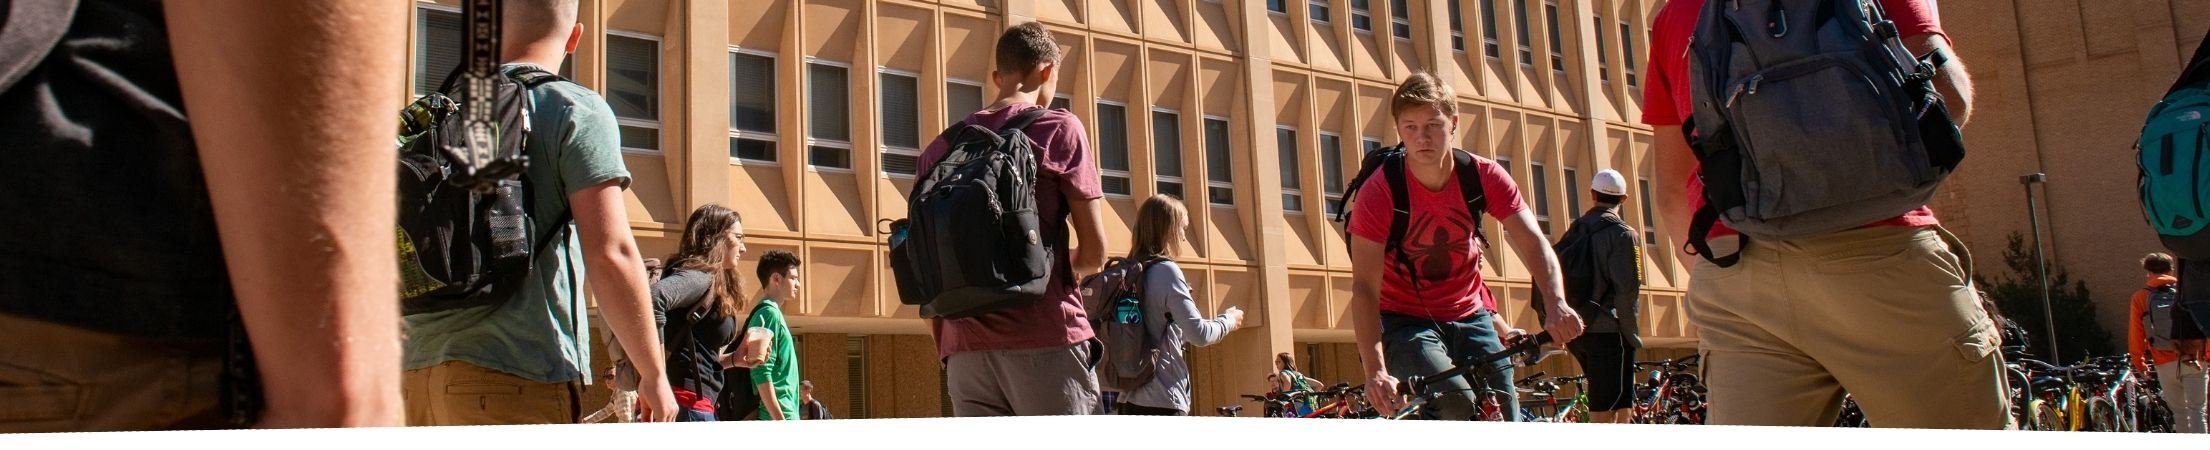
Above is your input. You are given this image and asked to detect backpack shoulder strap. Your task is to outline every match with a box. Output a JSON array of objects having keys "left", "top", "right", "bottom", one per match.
[
  {"left": 511, "top": 67, "right": 568, "bottom": 89},
  {"left": 1451, "top": 149, "right": 1490, "bottom": 249},
  {"left": 1379, "top": 154, "right": 1426, "bottom": 291},
  {"left": 1685, "top": 205, "right": 1746, "bottom": 268},
  {"left": 2171, "top": 27, "right": 2210, "bottom": 94}
]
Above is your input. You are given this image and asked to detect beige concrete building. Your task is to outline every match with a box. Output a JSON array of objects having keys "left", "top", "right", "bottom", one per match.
[
  {"left": 1927, "top": 1, "right": 2206, "bottom": 352},
  {"left": 406, "top": 0, "right": 1695, "bottom": 418}
]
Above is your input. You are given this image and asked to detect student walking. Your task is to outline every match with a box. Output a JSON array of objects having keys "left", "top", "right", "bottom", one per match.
[
  {"left": 1112, "top": 195, "right": 1246, "bottom": 416},
  {"left": 1350, "top": 72, "right": 1586, "bottom": 421},
  {"left": 1643, "top": 0, "right": 2006, "bottom": 429},
  {"left": 742, "top": 251, "right": 804, "bottom": 420},
  {"left": 914, "top": 21, "right": 1111, "bottom": 417},
  {"left": 2131, "top": 253, "right": 2208, "bottom": 433},
  {"left": 401, "top": 0, "right": 676, "bottom": 425},
  {"left": 800, "top": 381, "right": 834, "bottom": 420},
  {"left": 1551, "top": 169, "right": 1643, "bottom": 424},
  {"left": 651, "top": 205, "right": 751, "bottom": 422}
]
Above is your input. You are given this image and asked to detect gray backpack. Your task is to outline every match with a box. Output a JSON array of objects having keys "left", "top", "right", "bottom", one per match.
[
  {"left": 2144, "top": 284, "right": 2183, "bottom": 351},
  {"left": 1682, "top": 0, "right": 1965, "bottom": 266}
]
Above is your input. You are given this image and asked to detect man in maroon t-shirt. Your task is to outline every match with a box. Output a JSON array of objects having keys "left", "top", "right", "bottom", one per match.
[
  {"left": 1352, "top": 72, "right": 1585, "bottom": 420},
  {"left": 1642, "top": 0, "right": 2007, "bottom": 428},
  {"left": 915, "top": 21, "right": 1110, "bottom": 417}
]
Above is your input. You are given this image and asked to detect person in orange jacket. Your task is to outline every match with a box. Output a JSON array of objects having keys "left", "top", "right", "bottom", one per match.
[{"left": 2131, "top": 253, "right": 2206, "bottom": 433}]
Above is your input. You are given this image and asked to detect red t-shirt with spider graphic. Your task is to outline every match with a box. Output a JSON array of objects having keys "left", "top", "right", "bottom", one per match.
[{"left": 1347, "top": 153, "right": 1528, "bottom": 322}]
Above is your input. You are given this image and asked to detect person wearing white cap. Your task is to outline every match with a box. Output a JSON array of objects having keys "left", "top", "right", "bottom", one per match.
[{"left": 1549, "top": 168, "right": 1643, "bottom": 423}]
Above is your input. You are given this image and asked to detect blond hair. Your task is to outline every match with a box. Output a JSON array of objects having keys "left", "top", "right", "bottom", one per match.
[
  {"left": 1128, "top": 195, "right": 1190, "bottom": 259},
  {"left": 1390, "top": 71, "right": 1458, "bottom": 119}
]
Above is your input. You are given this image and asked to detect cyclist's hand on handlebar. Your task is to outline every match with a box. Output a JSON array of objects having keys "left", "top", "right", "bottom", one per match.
[
  {"left": 1365, "top": 372, "right": 1405, "bottom": 418},
  {"left": 1543, "top": 305, "right": 1585, "bottom": 344},
  {"left": 1501, "top": 327, "right": 1525, "bottom": 341}
]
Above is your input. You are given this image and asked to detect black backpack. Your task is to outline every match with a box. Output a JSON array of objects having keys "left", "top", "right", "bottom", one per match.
[
  {"left": 1080, "top": 256, "right": 1165, "bottom": 393},
  {"left": 717, "top": 300, "right": 775, "bottom": 420},
  {"left": 1548, "top": 210, "right": 1627, "bottom": 331},
  {"left": 887, "top": 108, "right": 1057, "bottom": 319},
  {"left": 394, "top": 0, "right": 574, "bottom": 315},
  {"left": 1331, "top": 144, "right": 1491, "bottom": 289}
]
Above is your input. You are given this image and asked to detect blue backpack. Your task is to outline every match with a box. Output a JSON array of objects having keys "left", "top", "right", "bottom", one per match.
[{"left": 2138, "top": 45, "right": 2210, "bottom": 259}]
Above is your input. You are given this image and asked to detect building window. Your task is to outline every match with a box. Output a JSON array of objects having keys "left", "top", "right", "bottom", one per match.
[
  {"left": 1268, "top": 0, "right": 1288, "bottom": 14},
  {"left": 1321, "top": 132, "right": 1345, "bottom": 216},
  {"left": 1154, "top": 110, "right": 1185, "bottom": 199},
  {"left": 1278, "top": 126, "right": 1303, "bottom": 213},
  {"left": 1050, "top": 95, "right": 1072, "bottom": 111},
  {"left": 1205, "top": 116, "right": 1235, "bottom": 206},
  {"left": 880, "top": 70, "right": 922, "bottom": 177},
  {"left": 413, "top": 5, "right": 463, "bottom": 97},
  {"left": 1595, "top": 16, "right": 1609, "bottom": 82},
  {"left": 1531, "top": 161, "right": 1550, "bottom": 234},
  {"left": 1480, "top": 0, "right": 1501, "bottom": 59},
  {"left": 607, "top": 32, "right": 661, "bottom": 154},
  {"left": 1564, "top": 167, "right": 1580, "bottom": 214},
  {"left": 1514, "top": 0, "right": 1533, "bottom": 66},
  {"left": 846, "top": 336, "right": 869, "bottom": 420},
  {"left": 807, "top": 60, "right": 852, "bottom": 170},
  {"left": 1639, "top": 177, "right": 1657, "bottom": 247},
  {"left": 1097, "top": 101, "right": 1132, "bottom": 196},
  {"left": 1622, "top": 21, "right": 1639, "bottom": 87},
  {"left": 1390, "top": 0, "right": 1412, "bottom": 40},
  {"left": 730, "top": 49, "right": 777, "bottom": 163},
  {"left": 1310, "top": 0, "right": 1330, "bottom": 23},
  {"left": 1351, "top": 0, "right": 1373, "bottom": 32},
  {"left": 1545, "top": 1, "right": 1565, "bottom": 73},
  {"left": 1448, "top": 0, "right": 1466, "bottom": 52},
  {"left": 947, "top": 79, "right": 986, "bottom": 124}
]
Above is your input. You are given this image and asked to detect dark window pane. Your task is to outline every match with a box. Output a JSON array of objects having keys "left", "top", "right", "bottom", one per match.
[
  {"left": 1097, "top": 103, "right": 1130, "bottom": 171},
  {"left": 1157, "top": 181, "right": 1184, "bottom": 200},
  {"left": 1153, "top": 111, "right": 1182, "bottom": 178},
  {"left": 730, "top": 137, "right": 775, "bottom": 162},
  {"left": 415, "top": 8, "right": 464, "bottom": 96},
  {"left": 1564, "top": 168, "right": 1580, "bottom": 214},
  {"left": 947, "top": 82, "right": 985, "bottom": 123},
  {"left": 1310, "top": 2, "right": 1328, "bottom": 22},
  {"left": 808, "top": 63, "right": 850, "bottom": 142},
  {"left": 606, "top": 35, "right": 659, "bottom": 121},
  {"left": 1321, "top": 134, "right": 1344, "bottom": 195},
  {"left": 1283, "top": 193, "right": 1303, "bottom": 212},
  {"left": 880, "top": 72, "right": 921, "bottom": 149},
  {"left": 1209, "top": 186, "right": 1235, "bottom": 206},
  {"left": 1531, "top": 163, "right": 1549, "bottom": 217},
  {"left": 1050, "top": 96, "right": 1071, "bottom": 110},
  {"left": 1448, "top": 0, "right": 1465, "bottom": 31},
  {"left": 1353, "top": 14, "right": 1373, "bottom": 31},
  {"left": 808, "top": 145, "right": 850, "bottom": 169},
  {"left": 1546, "top": 2, "right": 1564, "bottom": 71},
  {"left": 883, "top": 152, "right": 920, "bottom": 175},
  {"left": 1277, "top": 128, "right": 1300, "bottom": 190},
  {"left": 1103, "top": 175, "right": 1131, "bottom": 196},
  {"left": 1268, "top": 0, "right": 1287, "bottom": 13},
  {"left": 1481, "top": 0, "right": 1499, "bottom": 40},
  {"left": 1205, "top": 118, "right": 1233, "bottom": 183},
  {"left": 731, "top": 52, "right": 776, "bottom": 133},
  {"left": 620, "top": 124, "right": 659, "bottom": 150}
]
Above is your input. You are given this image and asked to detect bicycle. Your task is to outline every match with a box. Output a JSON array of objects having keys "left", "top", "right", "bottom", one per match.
[
  {"left": 1629, "top": 354, "right": 1706, "bottom": 425},
  {"left": 1515, "top": 371, "right": 1589, "bottom": 423},
  {"left": 1388, "top": 333, "right": 1557, "bottom": 421},
  {"left": 1833, "top": 394, "right": 1868, "bottom": 427}
]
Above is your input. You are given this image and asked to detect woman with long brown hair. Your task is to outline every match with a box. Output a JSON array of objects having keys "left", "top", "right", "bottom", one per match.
[
  {"left": 652, "top": 204, "right": 749, "bottom": 421},
  {"left": 1115, "top": 195, "right": 1245, "bottom": 416}
]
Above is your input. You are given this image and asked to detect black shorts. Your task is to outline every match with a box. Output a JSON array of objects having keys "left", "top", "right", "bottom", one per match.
[{"left": 1567, "top": 333, "right": 1639, "bottom": 412}]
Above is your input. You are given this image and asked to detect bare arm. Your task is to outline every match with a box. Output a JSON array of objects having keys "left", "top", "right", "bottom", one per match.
[
  {"left": 571, "top": 181, "right": 676, "bottom": 422},
  {"left": 1067, "top": 196, "right": 1109, "bottom": 278},
  {"left": 165, "top": 0, "right": 404, "bottom": 428},
  {"left": 1652, "top": 125, "right": 1697, "bottom": 259},
  {"left": 757, "top": 382, "right": 787, "bottom": 420},
  {"left": 1905, "top": 35, "right": 1973, "bottom": 127},
  {"left": 1500, "top": 209, "right": 1583, "bottom": 344},
  {"left": 1349, "top": 234, "right": 1402, "bottom": 413}
]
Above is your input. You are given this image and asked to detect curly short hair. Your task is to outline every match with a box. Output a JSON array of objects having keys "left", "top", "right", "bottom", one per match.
[
  {"left": 757, "top": 250, "right": 802, "bottom": 285},
  {"left": 995, "top": 21, "right": 1063, "bottom": 73}
]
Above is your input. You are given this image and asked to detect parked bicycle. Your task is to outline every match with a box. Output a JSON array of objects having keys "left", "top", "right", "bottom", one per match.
[
  {"left": 1515, "top": 371, "right": 1590, "bottom": 423},
  {"left": 1629, "top": 355, "right": 1706, "bottom": 425}
]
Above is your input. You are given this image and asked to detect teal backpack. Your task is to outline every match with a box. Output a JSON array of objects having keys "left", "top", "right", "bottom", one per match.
[{"left": 2139, "top": 29, "right": 2210, "bottom": 259}]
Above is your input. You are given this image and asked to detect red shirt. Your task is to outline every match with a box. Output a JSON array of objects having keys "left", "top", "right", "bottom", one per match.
[
  {"left": 1346, "top": 154, "right": 1528, "bottom": 322},
  {"left": 1641, "top": 0, "right": 1947, "bottom": 238},
  {"left": 918, "top": 102, "right": 1103, "bottom": 358}
]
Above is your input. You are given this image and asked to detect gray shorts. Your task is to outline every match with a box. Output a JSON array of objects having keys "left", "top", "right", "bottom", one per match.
[{"left": 945, "top": 340, "right": 1101, "bottom": 417}]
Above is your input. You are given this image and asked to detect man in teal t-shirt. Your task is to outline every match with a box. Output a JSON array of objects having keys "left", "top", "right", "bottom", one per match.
[{"left": 747, "top": 250, "right": 804, "bottom": 420}]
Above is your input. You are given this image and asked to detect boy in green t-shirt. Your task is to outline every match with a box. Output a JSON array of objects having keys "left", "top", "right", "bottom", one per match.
[{"left": 747, "top": 250, "right": 804, "bottom": 420}]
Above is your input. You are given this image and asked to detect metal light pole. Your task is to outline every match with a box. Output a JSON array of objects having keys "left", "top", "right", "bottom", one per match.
[{"left": 2020, "top": 173, "right": 2060, "bottom": 363}]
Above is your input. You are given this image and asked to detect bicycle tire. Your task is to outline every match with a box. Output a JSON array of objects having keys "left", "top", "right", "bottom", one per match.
[
  {"left": 2139, "top": 395, "right": 2174, "bottom": 433},
  {"left": 2086, "top": 397, "right": 2117, "bottom": 432},
  {"left": 2027, "top": 399, "right": 2063, "bottom": 432}
]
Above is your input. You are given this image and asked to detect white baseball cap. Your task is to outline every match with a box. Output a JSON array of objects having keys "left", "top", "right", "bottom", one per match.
[{"left": 1592, "top": 169, "right": 1628, "bottom": 196}]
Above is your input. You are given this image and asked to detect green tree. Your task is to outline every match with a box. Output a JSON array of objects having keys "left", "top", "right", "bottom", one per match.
[{"left": 1974, "top": 232, "right": 2117, "bottom": 363}]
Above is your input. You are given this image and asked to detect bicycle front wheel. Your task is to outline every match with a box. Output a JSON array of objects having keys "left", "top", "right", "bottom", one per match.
[
  {"left": 2027, "top": 399, "right": 2063, "bottom": 432},
  {"left": 2086, "top": 397, "right": 2118, "bottom": 432}
]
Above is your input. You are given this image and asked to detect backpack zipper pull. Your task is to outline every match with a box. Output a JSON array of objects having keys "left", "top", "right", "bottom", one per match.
[{"left": 1725, "top": 75, "right": 1762, "bottom": 108}]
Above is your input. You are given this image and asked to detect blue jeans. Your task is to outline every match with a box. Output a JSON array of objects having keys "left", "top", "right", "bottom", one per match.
[
  {"left": 677, "top": 408, "right": 717, "bottom": 422},
  {"left": 1381, "top": 310, "right": 1518, "bottom": 421}
]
